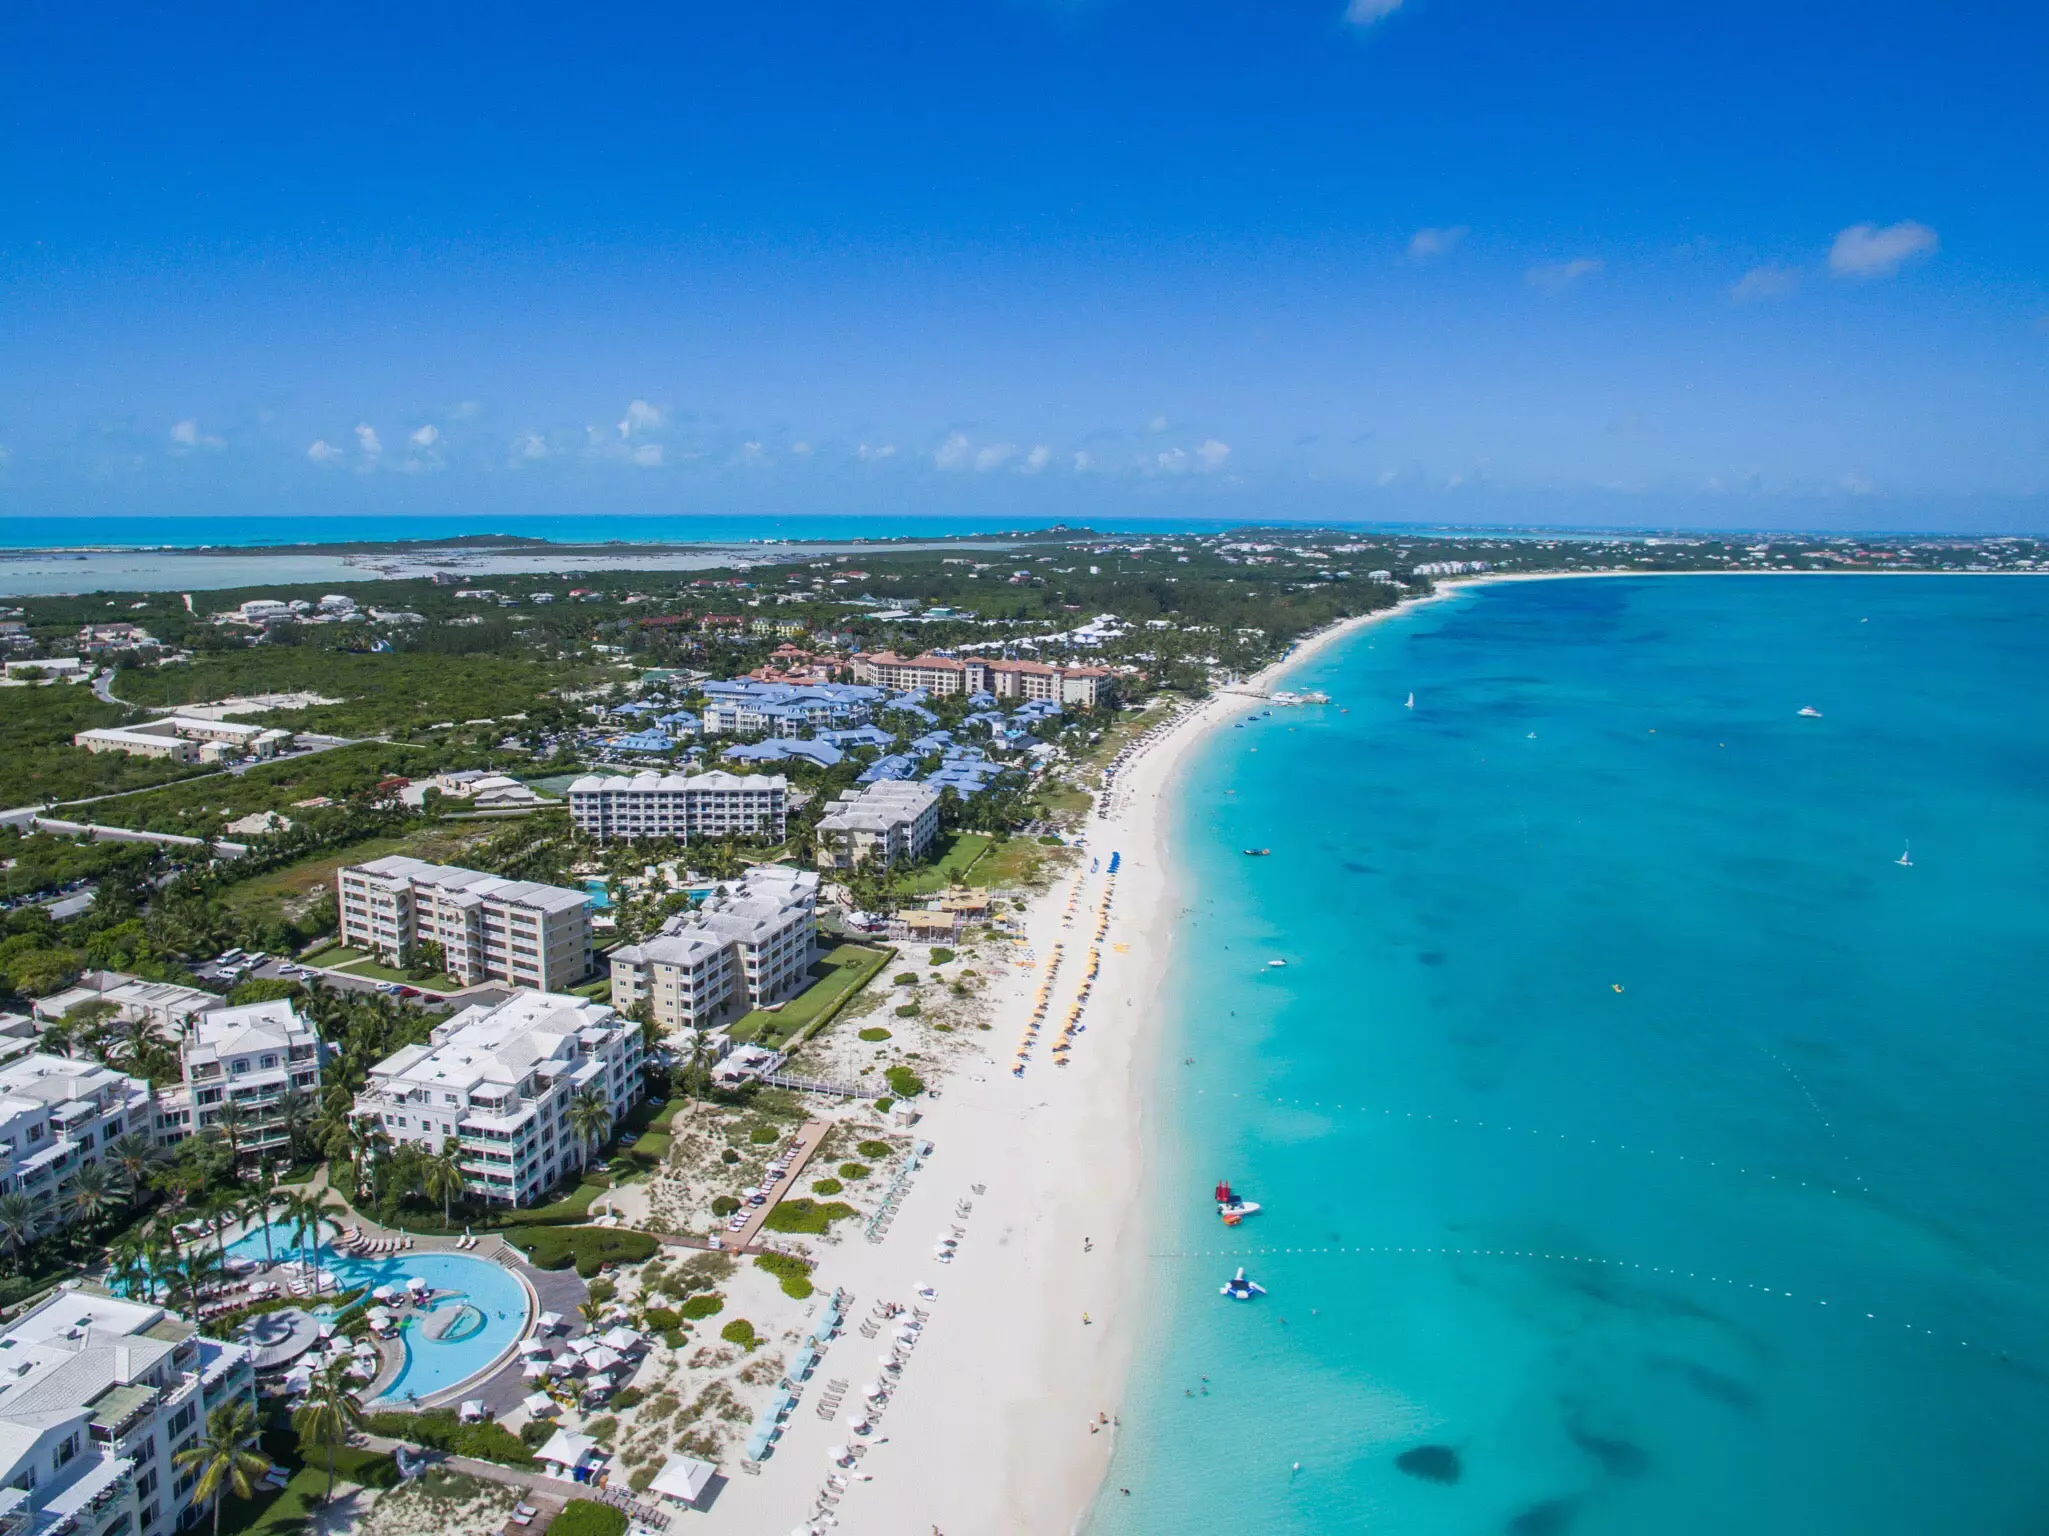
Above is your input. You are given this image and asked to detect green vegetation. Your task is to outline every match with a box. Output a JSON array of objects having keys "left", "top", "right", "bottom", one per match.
[
  {"left": 548, "top": 1500, "right": 629, "bottom": 1536},
  {"left": 893, "top": 1003, "right": 920, "bottom": 1018},
  {"left": 748, "top": 1126, "right": 779, "bottom": 1145},
  {"left": 507, "top": 1225, "right": 658, "bottom": 1276},
  {"left": 856, "top": 1140, "right": 893, "bottom": 1159},
  {"left": 810, "top": 1177, "right": 844, "bottom": 1196},
  {"left": 754, "top": 1252, "right": 815, "bottom": 1299},
  {"left": 857, "top": 1027, "right": 891, "bottom": 1042},
  {"left": 719, "top": 1318, "right": 758, "bottom": 1349},
  {"left": 678, "top": 1293, "right": 724, "bottom": 1320},
  {"left": 893, "top": 832, "right": 994, "bottom": 895},
  {"left": 837, "top": 1161, "right": 871, "bottom": 1179},
  {"left": 884, "top": 1064, "right": 926, "bottom": 1098},
  {"left": 761, "top": 1197, "right": 857, "bottom": 1234},
  {"left": 726, "top": 941, "right": 893, "bottom": 1049},
  {"left": 892, "top": 972, "right": 919, "bottom": 986},
  {"left": 0, "top": 685, "right": 216, "bottom": 805},
  {"left": 360, "top": 1409, "right": 536, "bottom": 1469},
  {"left": 710, "top": 1195, "right": 740, "bottom": 1217},
  {"left": 928, "top": 947, "right": 956, "bottom": 964}
]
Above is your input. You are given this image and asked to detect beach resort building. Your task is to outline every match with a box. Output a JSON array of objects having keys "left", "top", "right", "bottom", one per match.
[
  {"left": 608, "top": 866, "right": 819, "bottom": 1032},
  {"left": 71, "top": 716, "right": 292, "bottom": 765},
  {"left": 813, "top": 781, "right": 944, "bottom": 870},
  {"left": 32, "top": 973, "right": 220, "bottom": 1035},
  {"left": 0, "top": 1288, "right": 258, "bottom": 1536},
  {"left": 149, "top": 1000, "right": 324, "bottom": 1161},
  {"left": 350, "top": 990, "right": 645, "bottom": 1206},
  {"left": 0, "top": 1053, "right": 156, "bottom": 1220},
  {"left": 336, "top": 857, "right": 594, "bottom": 991},
  {"left": 849, "top": 652, "right": 1106, "bottom": 706},
  {"left": 566, "top": 771, "right": 788, "bottom": 844}
]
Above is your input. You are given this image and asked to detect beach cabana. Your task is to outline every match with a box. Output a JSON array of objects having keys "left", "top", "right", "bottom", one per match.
[
  {"left": 522, "top": 1391, "right": 558, "bottom": 1418},
  {"left": 536, "top": 1311, "right": 563, "bottom": 1333},
  {"left": 459, "top": 1400, "right": 488, "bottom": 1423},
  {"left": 535, "top": 1429, "right": 604, "bottom": 1483},
  {"left": 579, "top": 1344, "right": 624, "bottom": 1374},
  {"left": 649, "top": 1453, "right": 717, "bottom": 1510},
  {"left": 598, "top": 1325, "right": 644, "bottom": 1354}
]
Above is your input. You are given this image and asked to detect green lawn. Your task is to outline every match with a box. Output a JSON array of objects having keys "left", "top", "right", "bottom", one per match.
[
  {"left": 728, "top": 942, "right": 894, "bottom": 1049},
  {"left": 330, "top": 956, "right": 463, "bottom": 991},
  {"left": 223, "top": 823, "right": 502, "bottom": 930},
  {"left": 894, "top": 831, "right": 995, "bottom": 895}
]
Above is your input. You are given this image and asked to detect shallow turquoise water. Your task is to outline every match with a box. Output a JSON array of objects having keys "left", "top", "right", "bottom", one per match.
[
  {"left": 225, "top": 1220, "right": 530, "bottom": 1403},
  {"left": 1092, "top": 576, "right": 2049, "bottom": 1535}
]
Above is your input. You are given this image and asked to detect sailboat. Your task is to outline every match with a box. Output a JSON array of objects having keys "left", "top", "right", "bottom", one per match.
[
  {"left": 1896, "top": 842, "right": 1913, "bottom": 868},
  {"left": 1404, "top": 692, "right": 1415, "bottom": 710}
]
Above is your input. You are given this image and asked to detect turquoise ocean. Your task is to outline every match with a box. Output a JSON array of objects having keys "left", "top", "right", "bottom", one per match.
[{"left": 1091, "top": 575, "right": 2049, "bottom": 1535}]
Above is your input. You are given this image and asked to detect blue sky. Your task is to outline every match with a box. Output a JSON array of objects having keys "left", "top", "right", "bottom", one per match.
[{"left": 2, "top": 1, "right": 2045, "bottom": 531}]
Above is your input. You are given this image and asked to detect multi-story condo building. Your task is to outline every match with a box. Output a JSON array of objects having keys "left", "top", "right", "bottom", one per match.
[
  {"left": 351, "top": 991, "right": 644, "bottom": 1206},
  {"left": 566, "top": 771, "right": 788, "bottom": 845},
  {"left": 150, "top": 1001, "right": 323, "bottom": 1161},
  {"left": 0, "top": 1288, "right": 257, "bottom": 1536},
  {"left": 71, "top": 717, "right": 292, "bottom": 765},
  {"left": 0, "top": 1055, "right": 155, "bottom": 1221},
  {"left": 33, "top": 974, "right": 220, "bottom": 1035},
  {"left": 849, "top": 652, "right": 1106, "bottom": 707},
  {"left": 813, "top": 781, "right": 944, "bottom": 871},
  {"left": 609, "top": 867, "right": 818, "bottom": 1033},
  {"left": 336, "top": 857, "right": 594, "bottom": 991}
]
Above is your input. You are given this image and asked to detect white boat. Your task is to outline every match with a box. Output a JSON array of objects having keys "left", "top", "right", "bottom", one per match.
[
  {"left": 1896, "top": 842, "right": 1913, "bottom": 867},
  {"left": 1404, "top": 692, "right": 1415, "bottom": 709},
  {"left": 1215, "top": 1180, "right": 1261, "bottom": 1225},
  {"left": 1267, "top": 958, "right": 1287, "bottom": 967},
  {"left": 1220, "top": 1267, "right": 1267, "bottom": 1300},
  {"left": 1798, "top": 706, "right": 1822, "bottom": 718}
]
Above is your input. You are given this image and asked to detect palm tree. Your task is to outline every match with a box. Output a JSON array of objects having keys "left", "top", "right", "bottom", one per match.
[
  {"left": 172, "top": 1400, "right": 271, "bottom": 1536},
  {"left": 279, "top": 1193, "right": 341, "bottom": 1287},
  {"left": 170, "top": 1246, "right": 223, "bottom": 1315},
  {"left": 108, "top": 1230, "right": 153, "bottom": 1301},
  {"left": 292, "top": 1356, "right": 366, "bottom": 1505},
  {"left": 210, "top": 1100, "right": 249, "bottom": 1168},
  {"left": 241, "top": 1178, "right": 278, "bottom": 1268},
  {"left": 422, "top": 1138, "right": 466, "bottom": 1227},
  {"left": 274, "top": 1090, "right": 315, "bottom": 1166},
  {"left": 61, "top": 1161, "right": 127, "bottom": 1232},
  {"left": 0, "top": 1194, "right": 40, "bottom": 1266},
  {"left": 102, "top": 1131, "right": 164, "bottom": 1192},
  {"left": 566, "top": 1087, "right": 613, "bottom": 1175}
]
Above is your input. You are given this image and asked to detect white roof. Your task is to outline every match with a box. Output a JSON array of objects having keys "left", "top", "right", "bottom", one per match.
[
  {"left": 567, "top": 771, "right": 788, "bottom": 794},
  {"left": 650, "top": 1454, "right": 717, "bottom": 1504},
  {"left": 535, "top": 1429, "right": 600, "bottom": 1467}
]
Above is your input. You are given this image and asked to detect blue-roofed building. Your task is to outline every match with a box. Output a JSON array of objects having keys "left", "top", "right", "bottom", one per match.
[
  {"left": 818, "top": 724, "right": 895, "bottom": 750},
  {"left": 925, "top": 763, "right": 1002, "bottom": 795},
  {"left": 656, "top": 710, "right": 701, "bottom": 734},
  {"left": 857, "top": 752, "right": 918, "bottom": 784},
  {"left": 722, "top": 739, "right": 845, "bottom": 767},
  {"left": 610, "top": 729, "right": 675, "bottom": 753},
  {"left": 966, "top": 690, "right": 997, "bottom": 708},
  {"left": 909, "top": 729, "right": 953, "bottom": 756},
  {"left": 883, "top": 699, "right": 939, "bottom": 727}
]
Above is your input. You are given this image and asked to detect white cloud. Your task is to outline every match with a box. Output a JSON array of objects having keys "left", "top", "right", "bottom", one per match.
[
  {"left": 1408, "top": 225, "right": 1468, "bottom": 260},
  {"left": 1073, "top": 451, "right": 1095, "bottom": 472},
  {"left": 737, "top": 441, "right": 766, "bottom": 464},
  {"left": 791, "top": 441, "right": 813, "bottom": 457},
  {"left": 1377, "top": 469, "right": 1399, "bottom": 486},
  {"left": 410, "top": 424, "right": 439, "bottom": 448},
  {"left": 169, "top": 419, "right": 223, "bottom": 451},
  {"left": 1526, "top": 257, "right": 1603, "bottom": 294},
  {"left": 1195, "top": 439, "right": 1231, "bottom": 472},
  {"left": 934, "top": 432, "right": 973, "bottom": 470},
  {"left": 449, "top": 400, "right": 482, "bottom": 420},
  {"left": 618, "top": 399, "right": 663, "bottom": 438},
  {"left": 1146, "top": 414, "right": 1169, "bottom": 434},
  {"left": 307, "top": 439, "right": 343, "bottom": 463},
  {"left": 632, "top": 443, "right": 665, "bottom": 468},
  {"left": 354, "top": 423, "right": 382, "bottom": 457},
  {"left": 857, "top": 442, "right": 897, "bottom": 461},
  {"left": 1829, "top": 221, "right": 1937, "bottom": 278},
  {"left": 1345, "top": 0, "right": 1402, "bottom": 24},
  {"left": 1021, "top": 445, "right": 1051, "bottom": 474},
  {"left": 1156, "top": 447, "right": 1190, "bottom": 474},
  {"left": 974, "top": 443, "right": 1017, "bottom": 472},
  {"left": 1731, "top": 265, "right": 1800, "bottom": 303},
  {"left": 514, "top": 433, "right": 550, "bottom": 461}
]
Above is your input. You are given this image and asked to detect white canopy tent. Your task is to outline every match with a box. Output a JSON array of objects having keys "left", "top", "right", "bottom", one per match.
[{"left": 649, "top": 1453, "right": 717, "bottom": 1508}]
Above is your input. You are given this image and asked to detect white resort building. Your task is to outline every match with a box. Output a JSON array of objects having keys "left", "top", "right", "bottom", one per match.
[
  {"left": 0, "top": 1288, "right": 257, "bottom": 1536},
  {"left": 336, "top": 857, "right": 594, "bottom": 991},
  {"left": 0, "top": 1055, "right": 155, "bottom": 1221},
  {"left": 609, "top": 866, "right": 819, "bottom": 1033},
  {"left": 150, "top": 1000, "right": 324, "bottom": 1161},
  {"left": 351, "top": 990, "right": 645, "bottom": 1206},
  {"left": 566, "top": 771, "right": 788, "bottom": 844},
  {"left": 71, "top": 717, "right": 293, "bottom": 764},
  {"left": 813, "top": 781, "right": 944, "bottom": 871}
]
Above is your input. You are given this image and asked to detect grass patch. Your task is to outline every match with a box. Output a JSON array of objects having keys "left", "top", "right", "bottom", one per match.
[
  {"left": 726, "top": 941, "right": 894, "bottom": 1049},
  {"left": 857, "top": 1027, "right": 891, "bottom": 1042},
  {"left": 810, "top": 1177, "right": 844, "bottom": 1196},
  {"left": 893, "top": 831, "right": 995, "bottom": 896},
  {"left": 549, "top": 1501, "right": 628, "bottom": 1536},
  {"left": 884, "top": 1064, "right": 925, "bottom": 1098},
  {"left": 856, "top": 1140, "right": 892, "bottom": 1159},
  {"left": 362, "top": 1408, "right": 535, "bottom": 1469},
  {"left": 719, "top": 1318, "right": 758, "bottom": 1349},
  {"left": 837, "top": 1161, "right": 871, "bottom": 1179},
  {"left": 223, "top": 824, "right": 498, "bottom": 929},
  {"left": 754, "top": 1252, "right": 814, "bottom": 1299},
  {"left": 507, "top": 1225, "right": 657, "bottom": 1277},
  {"left": 678, "top": 1293, "right": 724, "bottom": 1320},
  {"left": 761, "top": 1198, "right": 857, "bottom": 1235}
]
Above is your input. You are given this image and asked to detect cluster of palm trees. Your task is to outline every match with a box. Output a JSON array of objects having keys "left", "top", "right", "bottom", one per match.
[
  {"left": 0, "top": 1127, "right": 165, "bottom": 1270},
  {"left": 159, "top": 1356, "right": 369, "bottom": 1536},
  {"left": 40, "top": 1000, "right": 181, "bottom": 1085},
  {"left": 104, "top": 1182, "right": 345, "bottom": 1311}
]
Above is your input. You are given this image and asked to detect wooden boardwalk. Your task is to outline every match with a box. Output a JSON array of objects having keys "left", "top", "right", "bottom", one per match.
[{"left": 723, "top": 1119, "right": 832, "bottom": 1252}]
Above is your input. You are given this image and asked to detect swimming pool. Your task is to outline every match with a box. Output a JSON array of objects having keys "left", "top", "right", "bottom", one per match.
[{"left": 224, "top": 1220, "right": 532, "bottom": 1404}]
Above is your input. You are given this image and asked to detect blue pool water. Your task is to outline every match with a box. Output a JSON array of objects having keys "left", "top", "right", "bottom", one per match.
[
  {"left": 1092, "top": 576, "right": 2049, "bottom": 1535},
  {"left": 584, "top": 879, "right": 613, "bottom": 910},
  {"left": 226, "top": 1221, "right": 531, "bottom": 1403}
]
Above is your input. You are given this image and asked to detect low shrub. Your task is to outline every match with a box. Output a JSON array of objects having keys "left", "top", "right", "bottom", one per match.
[
  {"left": 884, "top": 1065, "right": 925, "bottom": 1098},
  {"left": 642, "top": 1307, "right": 680, "bottom": 1333},
  {"left": 508, "top": 1226, "right": 658, "bottom": 1277},
  {"left": 611, "top": 1386, "right": 645, "bottom": 1410},
  {"left": 856, "top": 1140, "right": 892, "bottom": 1159},
  {"left": 892, "top": 971, "right": 919, "bottom": 986},
  {"left": 857, "top": 1027, "right": 891, "bottom": 1042},
  {"left": 720, "top": 1318, "right": 758, "bottom": 1349},
  {"left": 679, "top": 1293, "right": 724, "bottom": 1320},
  {"left": 584, "top": 1415, "right": 618, "bottom": 1444},
  {"left": 326, "top": 1446, "right": 402, "bottom": 1489},
  {"left": 710, "top": 1195, "right": 740, "bottom": 1217},
  {"left": 749, "top": 1126, "right": 779, "bottom": 1145},
  {"left": 810, "top": 1177, "right": 844, "bottom": 1196},
  {"left": 519, "top": 1419, "right": 555, "bottom": 1449},
  {"left": 362, "top": 1409, "right": 537, "bottom": 1470},
  {"left": 662, "top": 1326, "right": 688, "bottom": 1350},
  {"left": 755, "top": 1253, "right": 814, "bottom": 1300},
  {"left": 894, "top": 1003, "right": 920, "bottom": 1019},
  {"left": 761, "top": 1198, "right": 857, "bottom": 1235},
  {"left": 550, "top": 1500, "right": 628, "bottom": 1536},
  {"left": 928, "top": 947, "right": 955, "bottom": 964},
  {"left": 720, "top": 1149, "right": 740, "bottom": 1165},
  {"left": 627, "top": 1465, "right": 657, "bottom": 1494},
  {"left": 837, "top": 1162, "right": 870, "bottom": 1179}
]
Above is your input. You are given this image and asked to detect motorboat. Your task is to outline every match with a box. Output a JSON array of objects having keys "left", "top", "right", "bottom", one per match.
[
  {"left": 1798, "top": 706, "right": 1823, "bottom": 718},
  {"left": 1215, "top": 1180, "right": 1262, "bottom": 1225},
  {"left": 1220, "top": 1267, "right": 1267, "bottom": 1301},
  {"left": 1243, "top": 848, "right": 1271, "bottom": 857}
]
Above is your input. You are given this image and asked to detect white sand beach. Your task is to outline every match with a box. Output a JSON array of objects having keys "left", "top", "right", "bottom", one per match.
[{"left": 693, "top": 601, "right": 1414, "bottom": 1536}]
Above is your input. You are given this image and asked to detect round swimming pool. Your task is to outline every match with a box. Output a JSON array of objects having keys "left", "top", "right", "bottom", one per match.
[{"left": 224, "top": 1220, "right": 532, "bottom": 1404}]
